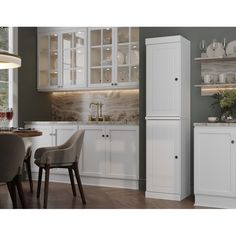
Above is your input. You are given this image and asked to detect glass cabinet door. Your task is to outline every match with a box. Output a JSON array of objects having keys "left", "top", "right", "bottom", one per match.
[
  {"left": 62, "top": 29, "right": 87, "bottom": 88},
  {"left": 38, "top": 33, "right": 59, "bottom": 88},
  {"left": 38, "top": 35, "right": 49, "bottom": 88},
  {"left": 49, "top": 34, "right": 59, "bottom": 86},
  {"left": 116, "top": 27, "right": 139, "bottom": 84},
  {"left": 89, "top": 28, "right": 113, "bottom": 86}
]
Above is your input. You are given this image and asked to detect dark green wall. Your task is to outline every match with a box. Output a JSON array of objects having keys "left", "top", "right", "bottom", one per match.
[
  {"left": 18, "top": 27, "right": 51, "bottom": 127},
  {"left": 139, "top": 27, "right": 236, "bottom": 191}
]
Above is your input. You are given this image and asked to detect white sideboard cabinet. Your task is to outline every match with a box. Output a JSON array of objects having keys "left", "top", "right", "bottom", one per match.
[
  {"left": 194, "top": 124, "right": 236, "bottom": 208},
  {"left": 78, "top": 124, "right": 139, "bottom": 189}
]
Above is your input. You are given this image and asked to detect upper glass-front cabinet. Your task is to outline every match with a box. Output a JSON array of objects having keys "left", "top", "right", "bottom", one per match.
[
  {"left": 89, "top": 28, "right": 113, "bottom": 86},
  {"left": 88, "top": 27, "right": 139, "bottom": 88},
  {"left": 38, "top": 28, "right": 87, "bottom": 91},
  {"left": 62, "top": 30, "right": 86, "bottom": 88},
  {"left": 38, "top": 27, "right": 138, "bottom": 91},
  {"left": 38, "top": 33, "right": 59, "bottom": 88},
  {"left": 117, "top": 27, "right": 139, "bottom": 84}
]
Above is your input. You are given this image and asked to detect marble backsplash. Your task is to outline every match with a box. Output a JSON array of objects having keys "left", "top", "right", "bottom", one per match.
[{"left": 51, "top": 90, "right": 139, "bottom": 123}]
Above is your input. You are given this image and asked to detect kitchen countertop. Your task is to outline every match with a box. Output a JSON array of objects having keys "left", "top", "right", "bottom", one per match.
[
  {"left": 24, "top": 121, "right": 139, "bottom": 126},
  {"left": 194, "top": 122, "right": 236, "bottom": 127}
]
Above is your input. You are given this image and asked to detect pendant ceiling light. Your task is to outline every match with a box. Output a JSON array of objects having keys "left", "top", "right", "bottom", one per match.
[{"left": 0, "top": 51, "right": 21, "bottom": 69}]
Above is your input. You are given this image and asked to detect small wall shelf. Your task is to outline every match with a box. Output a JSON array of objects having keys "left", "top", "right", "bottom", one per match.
[
  {"left": 195, "top": 56, "right": 236, "bottom": 63},
  {"left": 194, "top": 83, "right": 236, "bottom": 96},
  {"left": 195, "top": 56, "right": 236, "bottom": 96}
]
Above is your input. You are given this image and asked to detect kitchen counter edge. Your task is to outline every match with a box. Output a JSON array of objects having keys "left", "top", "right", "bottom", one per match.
[
  {"left": 24, "top": 121, "right": 139, "bottom": 126},
  {"left": 194, "top": 122, "right": 236, "bottom": 127}
]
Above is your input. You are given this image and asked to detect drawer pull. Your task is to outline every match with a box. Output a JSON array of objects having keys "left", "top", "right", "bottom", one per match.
[
  {"left": 175, "top": 155, "right": 178, "bottom": 159},
  {"left": 231, "top": 140, "right": 234, "bottom": 144}
]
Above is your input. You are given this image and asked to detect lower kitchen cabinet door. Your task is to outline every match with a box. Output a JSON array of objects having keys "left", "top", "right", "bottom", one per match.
[
  {"left": 53, "top": 125, "right": 78, "bottom": 146},
  {"left": 79, "top": 126, "right": 106, "bottom": 177},
  {"left": 146, "top": 120, "right": 181, "bottom": 194},
  {"left": 194, "top": 127, "right": 236, "bottom": 197},
  {"left": 106, "top": 126, "right": 139, "bottom": 179}
]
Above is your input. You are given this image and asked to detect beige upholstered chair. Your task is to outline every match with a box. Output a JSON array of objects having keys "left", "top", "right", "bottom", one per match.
[
  {"left": 34, "top": 129, "right": 86, "bottom": 209},
  {"left": 0, "top": 134, "right": 26, "bottom": 208}
]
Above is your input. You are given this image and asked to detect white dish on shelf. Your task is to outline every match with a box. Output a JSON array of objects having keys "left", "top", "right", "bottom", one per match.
[
  {"left": 117, "top": 51, "right": 125, "bottom": 65},
  {"left": 130, "top": 49, "right": 139, "bottom": 65},
  {"left": 226, "top": 40, "right": 236, "bottom": 56},
  {"left": 206, "top": 42, "right": 225, "bottom": 57}
]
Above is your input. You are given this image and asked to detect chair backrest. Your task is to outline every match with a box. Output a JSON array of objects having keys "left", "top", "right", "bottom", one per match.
[
  {"left": 35, "top": 129, "right": 85, "bottom": 165},
  {"left": 0, "top": 134, "right": 25, "bottom": 182},
  {"left": 59, "top": 129, "right": 85, "bottom": 162}
]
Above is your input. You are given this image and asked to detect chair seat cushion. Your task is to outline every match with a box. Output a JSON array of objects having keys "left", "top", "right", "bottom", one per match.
[{"left": 34, "top": 159, "right": 73, "bottom": 168}]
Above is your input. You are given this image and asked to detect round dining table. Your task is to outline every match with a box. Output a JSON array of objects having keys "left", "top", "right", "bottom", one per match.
[{"left": 0, "top": 129, "right": 42, "bottom": 138}]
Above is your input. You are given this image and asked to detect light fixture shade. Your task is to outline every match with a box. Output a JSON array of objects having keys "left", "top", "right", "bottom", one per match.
[{"left": 0, "top": 51, "right": 21, "bottom": 69}]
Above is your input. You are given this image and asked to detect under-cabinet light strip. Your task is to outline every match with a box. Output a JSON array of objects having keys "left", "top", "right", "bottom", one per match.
[{"left": 51, "top": 89, "right": 139, "bottom": 95}]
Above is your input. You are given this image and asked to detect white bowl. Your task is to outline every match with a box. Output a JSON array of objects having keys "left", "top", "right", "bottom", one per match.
[{"left": 208, "top": 117, "right": 219, "bottom": 122}]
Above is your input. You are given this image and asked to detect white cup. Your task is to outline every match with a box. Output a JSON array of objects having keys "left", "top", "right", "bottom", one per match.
[
  {"left": 203, "top": 74, "right": 211, "bottom": 84},
  {"left": 219, "top": 73, "right": 226, "bottom": 83}
]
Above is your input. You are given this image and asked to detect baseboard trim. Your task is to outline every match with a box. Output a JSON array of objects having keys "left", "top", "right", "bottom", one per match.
[
  {"left": 145, "top": 191, "right": 183, "bottom": 201},
  {"left": 194, "top": 194, "right": 236, "bottom": 209},
  {"left": 31, "top": 172, "right": 139, "bottom": 190}
]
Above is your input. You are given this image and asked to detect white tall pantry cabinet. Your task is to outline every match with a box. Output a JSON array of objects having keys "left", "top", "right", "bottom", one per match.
[{"left": 145, "top": 36, "right": 191, "bottom": 201}]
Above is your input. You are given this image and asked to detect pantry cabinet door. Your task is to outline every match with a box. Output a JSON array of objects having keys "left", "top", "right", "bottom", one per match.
[
  {"left": 194, "top": 127, "right": 236, "bottom": 197},
  {"left": 146, "top": 42, "right": 181, "bottom": 117},
  {"left": 146, "top": 120, "right": 181, "bottom": 194}
]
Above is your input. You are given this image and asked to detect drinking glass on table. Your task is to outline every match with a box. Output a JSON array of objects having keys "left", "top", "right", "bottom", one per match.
[{"left": 6, "top": 108, "right": 13, "bottom": 121}]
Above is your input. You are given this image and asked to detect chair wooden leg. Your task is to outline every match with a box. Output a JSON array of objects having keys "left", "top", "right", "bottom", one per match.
[
  {"left": 44, "top": 164, "right": 50, "bottom": 209},
  {"left": 68, "top": 167, "right": 76, "bottom": 196},
  {"left": 37, "top": 167, "right": 43, "bottom": 198},
  {"left": 73, "top": 162, "right": 86, "bottom": 205},
  {"left": 25, "top": 156, "right": 33, "bottom": 193},
  {"left": 7, "top": 181, "right": 17, "bottom": 209},
  {"left": 15, "top": 175, "right": 26, "bottom": 209}
]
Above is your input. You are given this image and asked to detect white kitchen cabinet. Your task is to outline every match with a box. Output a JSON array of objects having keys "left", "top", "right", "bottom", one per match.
[
  {"left": 79, "top": 124, "right": 139, "bottom": 189},
  {"left": 25, "top": 122, "right": 78, "bottom": 173},
  {"left": 88, "top": 27, "right": 139, "bottom": 89},
  {"left": 194, "top": 125, "right": 236, "bottom": 208},
  {"left": 145, "top": 36, "right": 191, "bottom": 201},
  {"left": 38, "top": 27, "right": 87, "bottom": 91}
]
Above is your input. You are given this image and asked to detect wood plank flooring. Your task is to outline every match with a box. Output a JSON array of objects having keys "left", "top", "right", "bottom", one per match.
[{"left": 0, "top": 181, "right": 207, "bottom": 209}]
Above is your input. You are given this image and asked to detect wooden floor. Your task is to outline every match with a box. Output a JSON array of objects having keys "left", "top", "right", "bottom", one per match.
[{"left": 0, "top": 181, "right": 206, "bottom": 209}]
